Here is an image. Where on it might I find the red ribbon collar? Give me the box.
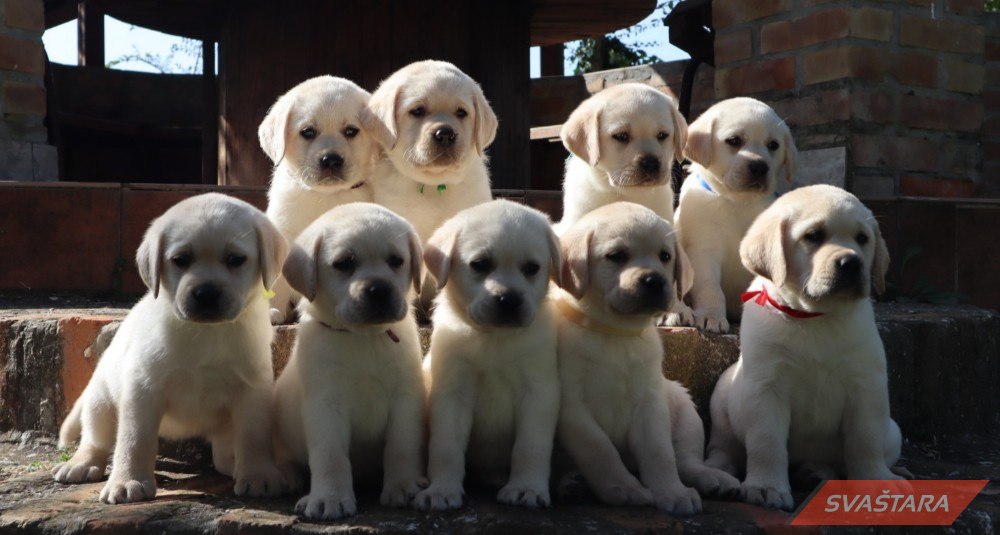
[741,286,824,319]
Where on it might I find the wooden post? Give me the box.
[76,2,104,68]
[540,44,562,77]
[201,40,219,184]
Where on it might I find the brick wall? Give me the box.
[0,0,56,181]
[985,13,1000,197]
[713,0,992,199]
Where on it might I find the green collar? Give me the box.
[419,184,447,195]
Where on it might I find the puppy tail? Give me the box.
[58,397,83,449]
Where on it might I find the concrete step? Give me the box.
[1,300,996,441]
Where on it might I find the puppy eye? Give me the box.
[343,126,359,138]
[855,233,869,246]
[605,250,629,263]
[656,131,669,141]
[612,132,630,143]
[300,127,317,140]
[659,250,672,263]
[171,253,192,269]
[724,136,743,148]
[409,107,426,118]
[455,108,468,119]
[521,261,540,277]
[470,258,493,274]
[803,229,825,244]
[767,140,780,152]
[387,254,404,269]
[226,254,247,269]
[333,255,356,272]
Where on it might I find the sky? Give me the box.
[42,10,689,78]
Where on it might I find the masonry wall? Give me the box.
[713,0,992,199]
[0,0,55,181]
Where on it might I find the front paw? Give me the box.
[653,485,702,516]
[687,466,741,499]
[695,313,729,333]
[413,482,464,511]
[52,460,104,484]
[269,307,287,325]
[381,476,428,507]
[497,479,551,508]
[99,476,157,504]
[296,491,357,521]
[741,481,793,510]
[235,464,287,498]
[663,303,695,327]
[593,480,654,506]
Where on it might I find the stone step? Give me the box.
[0,301,997,441]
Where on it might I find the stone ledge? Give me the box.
[0,304,997,441]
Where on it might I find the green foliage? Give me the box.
[566,1,677,75]
[106,26,203,74]
[887,246,969,305]
[987,0,999,11]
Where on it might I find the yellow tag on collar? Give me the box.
[262,287,276,300]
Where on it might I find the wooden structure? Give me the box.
[42,0,655,188]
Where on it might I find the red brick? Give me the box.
[760,8,850,54]
[891,50,939,88]
[3,0,44,31]
[900,95,983,132]
[900,176,978,198]
[58,316,114,411]
[771,88,849,127]
[851,89,894,123]
[0,34,44,75]
[715,57,795,98]
[943,60,985,95]
[986,64,1000,87]
[852,135,938,171]
[803,46,887,85]
[946,0,984,15]
[900,15,984,54]
[987,40,1000,62]
[714,0,792,29]
[851,174,895,198]
[850,7,893,42]
[714,28,751,65]
[2,81,45,115]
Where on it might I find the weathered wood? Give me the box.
[201,40,218,184]
[76,1,104,68]
[540,44,563,77]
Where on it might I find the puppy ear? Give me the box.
[258,95,292,164]
[781,125,798,183]
[359,80,401,150]
[282,232,322,301]
[254,214,290,291]
[683,111,714,167]
[871,221,890,295]
[136,219,165,299]
[561,102,602,166]
[407,227,424,296]
[740,212,788,287]
[472,86,498,156]
[673,240,695,299]
[424,223,460,291]
[546,226,564,288]
[669,100,689,164]
[560,226,593,299]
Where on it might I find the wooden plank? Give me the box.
[201,40,218,184]
[77,1,105,68]
[540,44,563,77]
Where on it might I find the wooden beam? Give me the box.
[540,44,563,77]
[201,40,219,184]
[77,2,105,68]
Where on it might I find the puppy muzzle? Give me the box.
[180,282,239,323]
[611,272,671,315]
[828,254,866,296]
[472,290,532,328]
[352,279,406,324]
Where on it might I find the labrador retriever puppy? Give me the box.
[260,76,378,323]
[52,193,289,504]
[414,200,562,511]
[273,203,426,520]
[558,83,687,230]
[555,202,739,515]
[666,97,798,332]
[706,185,903,511]
[360,60,497,245]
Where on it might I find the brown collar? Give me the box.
[554,294,647,337]
[317,321,399,343]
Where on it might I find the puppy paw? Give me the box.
[741,481,793,510]
[663,304,695,327]
[687,466,741,499]
[269,308,287,325]
[695,314,729,333]
[380,476,428,508]
[277,463,307,495]
[413,483,464,511]
[497,480,550,508]
[891,465,915,480]
[653,485,702,516]
[295,491,357,521]
[51,460,104,484]
[594,481,654,506]
[99,477,157,504]
[234,464,287,498]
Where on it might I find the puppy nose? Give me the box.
[494,291,522,312]
[366,280,393,302]
[319,153,344,169]
[191,283,221,306]
[433,127,457,146]
[837,255,863,276]
[748,160,769,179]
[639,155,661,173]
[640,273,666,291]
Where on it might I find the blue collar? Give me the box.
[692,170,716,194]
